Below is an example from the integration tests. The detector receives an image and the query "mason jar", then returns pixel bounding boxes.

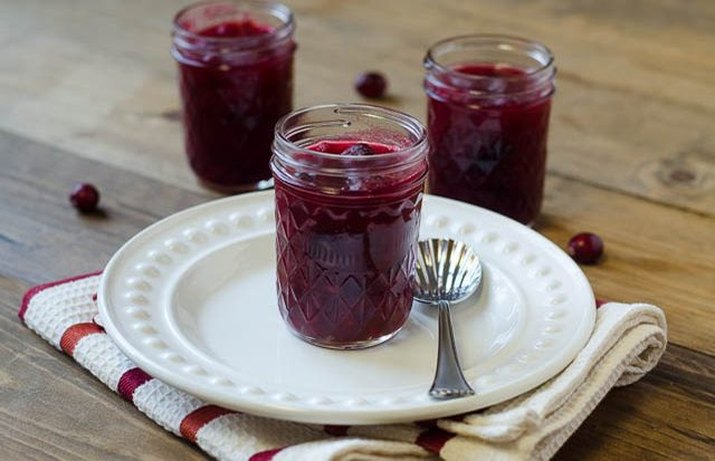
[172,1,295,192]
[271,104,429,349]
[424,34,556,225]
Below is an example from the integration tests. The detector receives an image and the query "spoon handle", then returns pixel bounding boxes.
[429,299,475,399]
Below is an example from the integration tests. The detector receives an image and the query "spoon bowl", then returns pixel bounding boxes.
[414,238,483,399]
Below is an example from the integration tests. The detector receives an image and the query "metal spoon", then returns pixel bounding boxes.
[414,238,482,399]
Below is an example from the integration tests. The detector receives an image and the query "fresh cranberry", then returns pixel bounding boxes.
[354,71,387,99]
[341,143,376,156]
[568,232,604,264]
[70,183,100,212]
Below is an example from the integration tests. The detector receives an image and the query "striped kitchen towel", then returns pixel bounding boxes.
[19,272,666,461]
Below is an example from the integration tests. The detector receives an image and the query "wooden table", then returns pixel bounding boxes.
[1,1,713,459]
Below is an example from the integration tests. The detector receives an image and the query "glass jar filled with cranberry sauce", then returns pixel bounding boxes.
[424,35,555,225]
[172,1,295,192]
[271,104,429,349]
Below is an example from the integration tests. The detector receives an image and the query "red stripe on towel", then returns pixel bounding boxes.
[249,448,284,460]
[117,368,153,401]
[59,322,105,356]
[180,405,234,443]
[416,427,456,454]
[19,271,103,321]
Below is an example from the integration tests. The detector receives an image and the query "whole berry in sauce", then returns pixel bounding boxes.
[341,143,376,156]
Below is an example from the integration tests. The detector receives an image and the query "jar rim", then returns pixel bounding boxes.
[424,34,554,82]
[273,103,428,167]
[173,0,294,48]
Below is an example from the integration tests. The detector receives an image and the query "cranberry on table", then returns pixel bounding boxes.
[354,71,388,99]
[69,183,100,212]
[568,232,604,264]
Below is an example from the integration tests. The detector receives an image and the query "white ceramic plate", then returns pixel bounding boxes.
[98,191,595,425]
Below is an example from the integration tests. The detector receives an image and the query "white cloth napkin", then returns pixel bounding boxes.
[20,273,667,461]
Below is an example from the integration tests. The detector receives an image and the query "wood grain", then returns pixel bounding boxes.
[539,174,715,355]
[1,0,713,212]
[558,346,715,461]
[0,128,214,284]
[0,132,213,459]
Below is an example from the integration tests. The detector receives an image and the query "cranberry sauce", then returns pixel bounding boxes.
[273,139,427,349]
[172,2,295,191]
[426,63,552,224]
[424,35,555,225]
[198,18,273,37]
